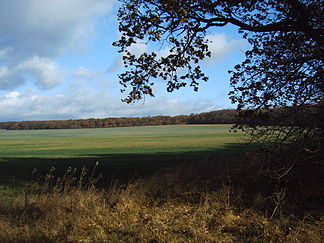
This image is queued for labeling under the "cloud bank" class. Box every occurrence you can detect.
[0,90,220,122]
[0,1,243,122]
[205,33,246,65]
[0,0,115,90]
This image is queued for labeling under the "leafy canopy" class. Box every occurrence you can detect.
[114,0,323,108]
[113,0,323,208]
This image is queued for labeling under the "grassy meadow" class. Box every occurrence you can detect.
[0,125,241,157]
[0,125,244,189]
[0,125,322,243]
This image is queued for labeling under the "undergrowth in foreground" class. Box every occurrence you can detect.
[0,156,323,243]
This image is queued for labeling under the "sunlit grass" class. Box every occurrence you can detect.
[0,125,244,192]
[0,125,242,158]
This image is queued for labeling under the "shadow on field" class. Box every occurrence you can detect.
[0,143,247,191]
[1,142,322,219]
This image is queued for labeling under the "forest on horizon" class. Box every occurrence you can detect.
[0,109,237,130]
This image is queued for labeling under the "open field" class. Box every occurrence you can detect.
[0,125,322,242]
[0,125,244,191]
[0,125,242,157]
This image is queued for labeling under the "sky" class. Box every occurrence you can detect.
[0,0,248,122]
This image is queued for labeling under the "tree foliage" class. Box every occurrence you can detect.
[114,0,323,159]
[112,0,323,218]
[114,0,323,102]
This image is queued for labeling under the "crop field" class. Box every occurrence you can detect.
[0,125,244,194]
[0,125,321,242]
[0,125,242,157]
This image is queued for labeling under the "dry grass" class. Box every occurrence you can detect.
[0,159,323,243]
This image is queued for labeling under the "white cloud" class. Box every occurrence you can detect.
[18,57,64,89]
[0,66,24,90]
[0,56,64,90]
[75,67,97,79]
[0,48,12,60]
[205,33,246,65]
[73,66,114,89]
[108,32,244,77]
[3,91,20,105]
[0,0,115,59]
[0,89,219,121]
[107,41,149,71]
[111,32,245,71]
[0,0,117,90]
[147,33,244,64]
[128,42,149,57]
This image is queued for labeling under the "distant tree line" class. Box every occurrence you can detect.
[0,109,237,130]
[1,106,319,130]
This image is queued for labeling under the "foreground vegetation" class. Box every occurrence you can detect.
[0,155,322,243]
[0,125,322,242]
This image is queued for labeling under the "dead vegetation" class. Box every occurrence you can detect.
[0,154,323,243]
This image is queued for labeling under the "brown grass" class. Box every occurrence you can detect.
[0,157,323,243]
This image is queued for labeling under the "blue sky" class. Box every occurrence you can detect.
[0,0,248,122]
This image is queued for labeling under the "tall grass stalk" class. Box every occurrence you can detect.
[0,159,322,243]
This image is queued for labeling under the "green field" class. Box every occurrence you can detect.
[0,125,244,191]
[0,125,242,157]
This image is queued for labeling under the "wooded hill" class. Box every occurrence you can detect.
[0,109,237,130]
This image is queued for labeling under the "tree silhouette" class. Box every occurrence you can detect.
[114,0,322,100]
[114,0,323,159]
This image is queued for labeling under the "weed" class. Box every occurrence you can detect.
[0,158,322,243]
